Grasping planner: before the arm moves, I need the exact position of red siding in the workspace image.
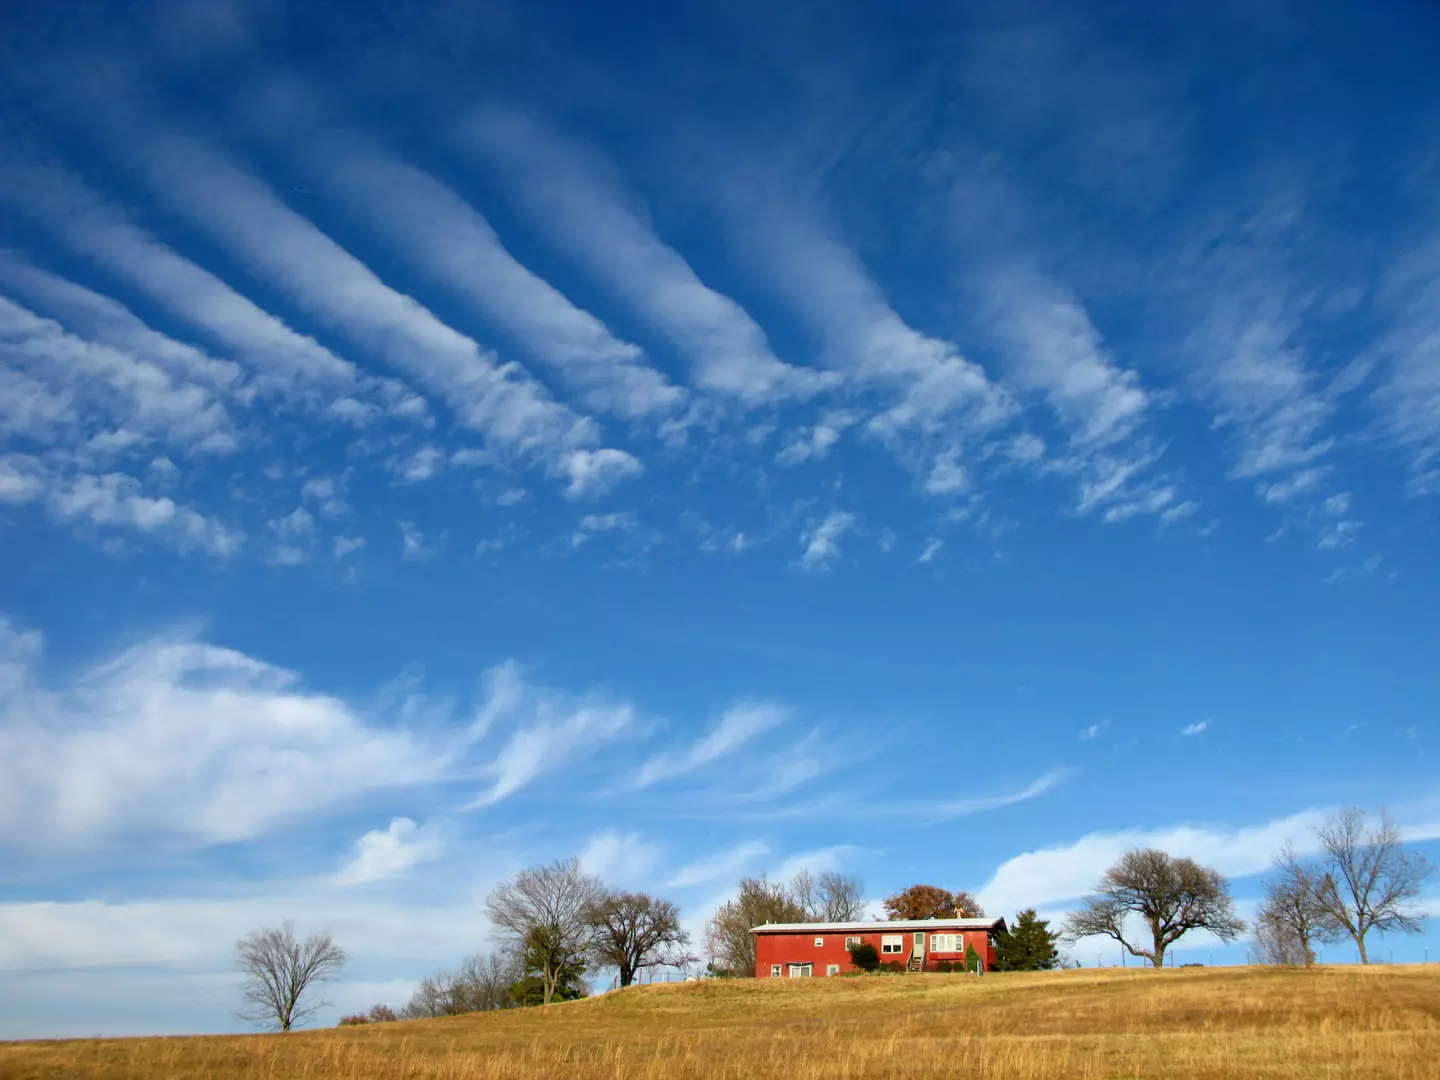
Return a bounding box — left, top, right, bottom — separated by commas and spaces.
753, 927, 997, 978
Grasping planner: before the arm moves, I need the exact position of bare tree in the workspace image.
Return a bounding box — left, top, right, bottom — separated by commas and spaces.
1061, 849, 1246, 968
706, 876, 806, 976
235, 922, 347, 1031
403, 951, 521, 1017
485, 858, 605, 1004
791, 869, 867, 921
1253, 845, 1342, 967
1313, 807, 1435, 964
588, 892, 694, 986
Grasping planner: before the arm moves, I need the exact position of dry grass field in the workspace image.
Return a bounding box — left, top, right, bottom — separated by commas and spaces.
3, 965, 1438, 1080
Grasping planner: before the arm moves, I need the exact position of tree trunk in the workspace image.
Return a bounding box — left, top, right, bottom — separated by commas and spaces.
542, 967, 557, 1005
619, 963, 634, 987
1152, 944, 1165, 969
1356, 934, 1368, 965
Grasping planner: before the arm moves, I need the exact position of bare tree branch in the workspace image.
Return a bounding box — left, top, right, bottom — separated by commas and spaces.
485, 858, 604, 1004
1313, 807, 1435, 964
235, 921, 347, 1031
1061, 849, 1245, 968
588, 892, 694, 986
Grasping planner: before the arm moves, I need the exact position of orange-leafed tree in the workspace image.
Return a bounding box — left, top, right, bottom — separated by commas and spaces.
883, 885, 985, 920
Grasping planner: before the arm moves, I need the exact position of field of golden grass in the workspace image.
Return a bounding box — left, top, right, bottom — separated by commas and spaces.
2, 965, 1438, 1080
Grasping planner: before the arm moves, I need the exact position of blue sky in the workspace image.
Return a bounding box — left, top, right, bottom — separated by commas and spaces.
2, 0, 1439, 1037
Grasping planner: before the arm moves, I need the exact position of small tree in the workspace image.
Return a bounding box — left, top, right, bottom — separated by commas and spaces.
883, 884, 982, 920
235, 922, 347, 1031
1312, 807, 1435, 964
953, 891, 985, 919
706, 876, 806, 976
994, 909, 1060, 971
588, 892, 694, 987
792, 869, 867, 921
509, 934, 588, 1006
963, 942, 982, 973
486, 858, 605, 1005
848, 942, 880, 971
1254, 845, 1342, 967
1062, 849, 1245, 969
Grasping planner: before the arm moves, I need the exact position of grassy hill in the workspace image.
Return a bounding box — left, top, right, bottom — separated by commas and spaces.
3, 966, 1438, 1079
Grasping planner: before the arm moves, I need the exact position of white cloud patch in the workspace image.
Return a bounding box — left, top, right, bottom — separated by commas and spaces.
127, 135, 634, 494
667, 840, 771, 889
1, 457, 242, 557
1180, 719, 1211, 737
0, 623, 446, 848
335, 817, 442, 885
917, 538, 944, 564
577, 830, 660, 887
459, 108, 832, 406
399, 521, 435, 562
636, 702, 787, 787
561, 447, 644, 499
775, 411, 854, 467
302, 128, 684, 420
797, 510, 856, 570
462, 661, 637, 808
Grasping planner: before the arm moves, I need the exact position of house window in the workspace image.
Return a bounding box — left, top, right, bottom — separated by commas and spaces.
788, 963, 813, 978
881, 934, 903, 954
845, 936, 862, 950
815, 936, 824, 947
931, 934, 964, 952
770, 964, 782, 978
826, 964, 840, 976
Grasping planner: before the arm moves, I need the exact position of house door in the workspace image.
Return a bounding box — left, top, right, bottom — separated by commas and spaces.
913, 932, 925, 958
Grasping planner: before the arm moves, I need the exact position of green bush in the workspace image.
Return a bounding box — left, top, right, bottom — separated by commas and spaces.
935, 960, 953, 973
848, 942, 880, 972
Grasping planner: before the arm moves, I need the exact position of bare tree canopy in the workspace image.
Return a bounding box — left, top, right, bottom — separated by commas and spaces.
588, 892, 694, 987
404, 951, 521, 1017
485, 858, 605, 1004
1253, 844, 1343, 967
791, 869, 867, 921
882, 884, 983, 920
1061, 848, 1245, 968
706, 876, 806, 976
235, 921, 347, 1031
1313, 807, 1435, 964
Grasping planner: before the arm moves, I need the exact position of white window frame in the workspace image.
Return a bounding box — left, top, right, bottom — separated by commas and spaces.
787, 963, 813, 978
814, 936, 824, 947
881, 934, 903, 954
826, 964, 840, 976
845, 936, 862, 950
770, 964, 782, 978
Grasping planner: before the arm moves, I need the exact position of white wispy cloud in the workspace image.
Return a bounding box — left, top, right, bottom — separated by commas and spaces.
0, 295, 238, 455
720, 198, 1013, 480
1180, 719, 1210, 737
399, 521, 435, 562
975, 807, 1338, 916
0, 162, 366, 402
1371, 227, 1440, 492
335, 817, 443, 886
299, 128, 684, 420
1078, 720, 1108, 740
0, 456, 242, 557
577, 830, 660, 887
917, 538, 944, 564
982, 269, 1179, 522
775, 411, 854, 467
636, 702, 788, 787
0, 624, 444, 847
667, 839, 771, 889
797, 510, 856, 570
127, 135, 638, 496
459, 107, 832, 406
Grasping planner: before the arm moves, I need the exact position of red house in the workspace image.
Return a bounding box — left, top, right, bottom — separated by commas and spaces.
751, 917, 1007, 978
